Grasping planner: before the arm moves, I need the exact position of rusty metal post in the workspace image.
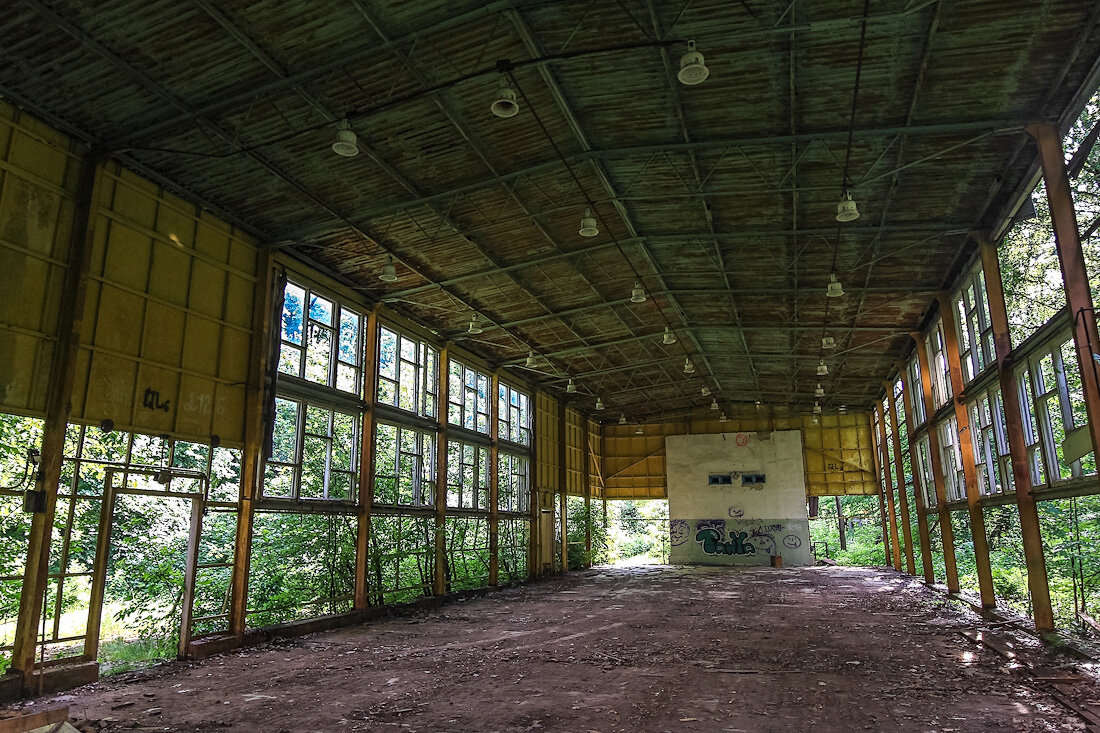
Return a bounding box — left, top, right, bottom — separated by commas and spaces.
835, 496, 847, 551
897, 363, 936, 584
979, 235, 1055, 630
354, 306, 381, 609
938, 291, 997, 608
558, 401, 568, 572
1030, 123, 1100, 462
12, 154, 103, 681
885, 381, 917, 575
227, 244, 276, 635
488, 371, 500, 585
911, 332, 961, 592
868, 411, 891, 566
433, 344, 450, 596
874, 402, 903, 570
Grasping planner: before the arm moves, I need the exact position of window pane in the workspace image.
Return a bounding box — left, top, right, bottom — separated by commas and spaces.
339, 309, 360, 365
272, 399, 299, 463
309, 293, 334, 326
305, 324, 332, 384
282, 283, 305, 345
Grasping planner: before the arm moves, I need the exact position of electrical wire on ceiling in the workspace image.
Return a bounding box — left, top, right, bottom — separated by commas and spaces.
817, 0, 873, 411
503, 63, 704, 407
116, 40, 682, 158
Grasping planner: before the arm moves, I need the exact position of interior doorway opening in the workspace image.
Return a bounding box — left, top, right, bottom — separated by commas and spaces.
607, 500, 669, 566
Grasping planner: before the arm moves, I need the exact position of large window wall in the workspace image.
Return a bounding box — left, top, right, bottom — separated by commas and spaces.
264, 287, 537, 616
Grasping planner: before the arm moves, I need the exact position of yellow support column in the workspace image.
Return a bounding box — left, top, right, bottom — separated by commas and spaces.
885, 382, 917, 576
433, 344, 450, 596
354, 306, 381, 609
12, 154, 104, 683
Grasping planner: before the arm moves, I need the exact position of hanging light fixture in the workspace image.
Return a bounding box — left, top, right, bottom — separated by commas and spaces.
812, 415, 820, 425
719, 413, 728, 423
710, 398, 719, 411
701, 385, 711, 397
826, 274, 845, 298
821, 336, 836, 349
635, 426, 644, 435
677, 40, 710, 86
662, 327, 676, 345
755, 400, 762, 409
578, 207, 599, 237
467, 312, 484, 335
815, 383, 825, 398
813, 401, 822, 415
331, 120, 359, 157
683, 357, 695, 375
490, 79, 519, 118
630, 280, 647, 303
595, 396, 605, 411
525, 350, 539, 368
566, 378, 577, 394
618, 413, 627, 425
817, 358, 828, 376
379, 254, 398, 283
836, 190, 860, 222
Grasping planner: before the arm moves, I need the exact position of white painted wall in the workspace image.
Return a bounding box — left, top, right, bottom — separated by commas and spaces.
665, 430, 812, 565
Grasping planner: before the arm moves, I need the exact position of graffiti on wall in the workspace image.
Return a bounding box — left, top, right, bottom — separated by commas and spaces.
695, 527, 756, 556
671, 518, 811, 564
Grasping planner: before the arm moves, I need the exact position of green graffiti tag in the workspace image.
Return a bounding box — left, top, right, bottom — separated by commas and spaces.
695, 528, 756, 556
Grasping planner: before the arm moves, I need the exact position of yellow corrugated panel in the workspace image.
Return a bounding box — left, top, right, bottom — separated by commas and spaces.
69, 162, 259, 446
802, 413, 878, 496
534, 391, 560, 491
0, 105, 82, 415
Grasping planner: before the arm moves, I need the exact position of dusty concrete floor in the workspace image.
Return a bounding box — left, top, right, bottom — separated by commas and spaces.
6, 565, 1100, 732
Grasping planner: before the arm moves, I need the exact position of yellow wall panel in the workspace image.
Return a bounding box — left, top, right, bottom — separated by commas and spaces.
225, 274, 255, 327
212, 383, 247, 442
181, 315, 220, 376
142, 302, 186, 366
102, 222, 152, 291
84, 352, 137, 419
93, 284, 144, 356
148, 239, 192, 306
175, 374, 217, 437
188, 259, 225, 318
69, 162, 260, 445
0, 106, 82, 416
218, 329, 251, 383
132, 364, 180, 434
598, 412, 879, 500
534, 391, 560, 491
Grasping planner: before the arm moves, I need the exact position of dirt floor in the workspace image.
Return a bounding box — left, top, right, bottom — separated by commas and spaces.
6, 565, 1100, 732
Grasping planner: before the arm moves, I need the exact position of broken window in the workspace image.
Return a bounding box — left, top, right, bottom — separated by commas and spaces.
937, 416, 966, 502
377, 325, 437, 418
967, 385, 1012, 496
926, 318, 953, 409
278, 280, 364, 395
448, 359, 490, 434
953, 266, 996, 383
498, 452, 530, 514
373, 422, 435, 507
497, 382, 531, 446
263, 398, 359, 502
446, 439, 490, 510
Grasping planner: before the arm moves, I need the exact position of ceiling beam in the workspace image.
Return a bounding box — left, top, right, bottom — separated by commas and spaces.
316, 122, 1021, 224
